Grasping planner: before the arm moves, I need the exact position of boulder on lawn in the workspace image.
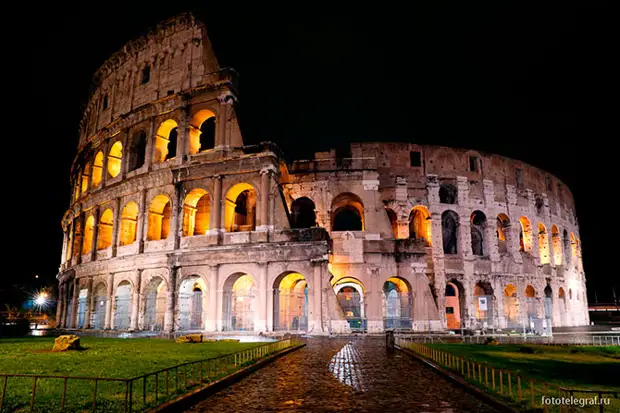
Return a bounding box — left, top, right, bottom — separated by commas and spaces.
52, 335, 81, 352
483, 337, 499, 345
218, 338, 240, 343
175, 334, 203, 343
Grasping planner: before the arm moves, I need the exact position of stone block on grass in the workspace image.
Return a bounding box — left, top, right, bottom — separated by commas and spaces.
175, 334, 203, 343
52, 335, 81, 352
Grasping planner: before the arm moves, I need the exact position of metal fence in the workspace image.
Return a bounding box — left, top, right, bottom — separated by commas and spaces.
0, 338, 296, 413
395, 336, 619, 412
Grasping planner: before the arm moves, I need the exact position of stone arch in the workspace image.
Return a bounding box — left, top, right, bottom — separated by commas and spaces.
142, 276, 167, 331
81, 162, 90, 194
439, 183, 457, 204
97, 209, 114, 250
544, 285, 553, 321
470, 210, 487, 256
331, 192, 364, 231
291, 197, 317, 229
112, 280, 132, 330
525, 285, 537, 321
127, 130, 147, 172
519, 216, 533, 253
503, 284, 518, 327
119, 202, 139, 246
82, 215, 95, 255
273, 272, 308, 331
445, 280, 464, 329
538, 223, 550, 264
474, 281, 494, 327
409, 206, 432, 246
333, 277, 366, 330
224, 183, 257, 232
496, 213, 511, 254
107, 141, 123, 178
177, 275, 207, 331
383, 277, 413, 330
183, 188, 212, 236
551, 225, 562, 265
570, 232, 578, 261
558, 287, 567, 325
189, 109, 216, 154
71, 217, 82, 257
91, 281, 107, 329
386, 207, 398, 238
147, 194, 171, 241
222, 272, 257, 331
441, 210, 459, 255
154, 119, 178, 163
92, 151, 104, 187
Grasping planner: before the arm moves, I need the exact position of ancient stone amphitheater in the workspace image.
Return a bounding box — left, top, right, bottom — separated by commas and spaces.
56, 13, 588, 335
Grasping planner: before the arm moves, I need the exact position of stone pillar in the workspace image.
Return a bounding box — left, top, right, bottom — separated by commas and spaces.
456, 176, 469, 206
486, 223, 500, 262
90, 209, 100, 261
137, 189, 148, 253
256, 263, 268, 332
459, 212, 473, 259
177, 106, 190, 161
366, 267, 383, 333
164, 267, 177, 332
130, 270, 142, 330
60, 230, 69, 265
104, 274, 114, 329
56, 283, 64, 328
75, 214, 85, 265
215, 103, 229, 149
257, 169, 270, 231
310, 259, 325, 333
143, 118, 155, 171
84, 278, 94, 329
70, 278, 79, 328
206, 265, 219, 331
112, 198, 121, 257
209, 175, 222, 234
171, 183, 183, 250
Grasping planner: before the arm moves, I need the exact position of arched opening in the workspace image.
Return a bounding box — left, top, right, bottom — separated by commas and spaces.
82, 216, 95, 255
154, 119, 178, 163
544, 285, 553, 322
147, 195, 171, 241
382, 277, 413, 330
503, 284, 518, 328
65, 283, 74, 327
143, 277, 166, 331
189, 110, 216, 154
119, 202, 139, 246
92, 151, 103, 187
474, 282, 494, 328
72, 218, 82, 257
525, 285, 537, 322
333, 277, 366, 331
409, 206, 432, 246
558, 287, 567, 325
470, 210, 487, 256
273, 273, 308, 331
113, 281, 132, 330
386, 208, 398, 238
569, 288, 573, 300
97, 209, 114, 250
224, 183, 257, 232
128, 130, 147, 172
496, 214, 511, 254
551, 225, 562, 265
223, 274, 257, 331
442, 210, 459, 254
77, 289, 88, 328
291, 197, 317, 229
570, 233, 578, 262
178, 276, 206, 331
331, 193, 364, 231
538, 223, 550, 264
183, 189, 211, 236
439, 183, 457, 204
74, 174, 80, 201
81, 163, 90, 193
107, 141, 123, 178
445, 281, 464, 329
91, 282, 107, 329
519, 216, 533, 252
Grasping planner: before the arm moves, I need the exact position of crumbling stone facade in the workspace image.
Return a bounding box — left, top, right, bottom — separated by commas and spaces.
56, 13, 588, 335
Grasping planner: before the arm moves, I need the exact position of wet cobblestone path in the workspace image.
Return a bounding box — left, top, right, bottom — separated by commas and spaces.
189, 337, 499, 412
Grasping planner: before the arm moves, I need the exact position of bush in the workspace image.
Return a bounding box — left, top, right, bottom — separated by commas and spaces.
518, 345, 543, 354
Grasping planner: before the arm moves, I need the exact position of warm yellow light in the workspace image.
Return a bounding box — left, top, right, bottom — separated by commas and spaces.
189, 109, 216, 154
154, 119, 178, 163
92, 151, 103, 187
107, 141, 123, 178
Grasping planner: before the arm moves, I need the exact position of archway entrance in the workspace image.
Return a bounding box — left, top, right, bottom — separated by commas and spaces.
333, 278, 365, 331
504, 284, 518, 329
223, 274, 257, 331
113, 281, 132, 330
77, 289, 88, 328
273, 273, 308, 331
474, 282, 494, 329
382, 278, 412, 330
445, 281, 463, 329
178, 276, 205, 331
143, 277, 166, 331
544, 285, 553, 330
91, 283, 107, 329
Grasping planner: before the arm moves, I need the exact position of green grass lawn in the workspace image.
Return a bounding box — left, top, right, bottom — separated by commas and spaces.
427, 343, 620, 391
0, 336, 268, 412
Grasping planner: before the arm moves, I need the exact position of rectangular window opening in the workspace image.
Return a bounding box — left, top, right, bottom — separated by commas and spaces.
469, 156, 479, 172
410, 151, 421, 167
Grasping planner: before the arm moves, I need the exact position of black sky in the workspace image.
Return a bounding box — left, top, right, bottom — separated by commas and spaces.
6, 2, 616, 305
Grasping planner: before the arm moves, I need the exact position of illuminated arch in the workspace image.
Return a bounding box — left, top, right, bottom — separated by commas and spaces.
470, 210, 487, 256
442, 210, 459, 254
474, 281, 493, 326
154, 119, 178, 163
333, 277, 366, 329
183, 189, 211, 236
143, 276, 167, 331
551, 225, 562, 265
273, 272, 308, 331
147, 195, 171, 241
496, 214, 511, 254
570, 232, 578, 260
113, 280, 132, 330
223, 273, 257, 331
386, 208, 398, 238
107, 141, 123, 178
519, 216, 533, 252
224, 183, 257, 232
445, 280, 464, 329
91, 282, 107, 329
331, 192, 364, 231
119, 202, 139, 246
525, 285, 537, 320
97, 209, 114, 250
291, 197, 317, 229
409, 206, 432, 246
538, 223, 550, 264
92, 151, 103, 187
81, 162, 90, 193
383, 277, 413, 329
178, 275, 207, 330
189, 109, 216, 154
504, 284, 518, 325
82, 215, 95, 255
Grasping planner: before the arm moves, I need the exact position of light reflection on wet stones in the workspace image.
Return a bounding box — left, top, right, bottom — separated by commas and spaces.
188, 337, 499, 413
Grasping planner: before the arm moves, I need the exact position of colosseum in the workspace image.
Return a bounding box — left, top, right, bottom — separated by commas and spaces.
55, 13, 589, 336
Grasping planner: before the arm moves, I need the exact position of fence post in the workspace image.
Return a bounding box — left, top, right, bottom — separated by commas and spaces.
518, 376, 522, 401
92, 379, 98, 412
530, 379, 534, 405
129, 379, 134, 413
124, 380, 129, 413
143, 376, 147, 406
29, 376, 37, 413
155, 373, 159, 402
61, 377, 67, 412
0, 376, 7, 411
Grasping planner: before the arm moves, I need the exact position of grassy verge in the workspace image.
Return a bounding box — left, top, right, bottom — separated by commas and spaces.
0, 336, 271, 413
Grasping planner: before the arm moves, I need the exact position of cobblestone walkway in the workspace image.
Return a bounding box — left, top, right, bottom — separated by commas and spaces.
189, 337, 499, 412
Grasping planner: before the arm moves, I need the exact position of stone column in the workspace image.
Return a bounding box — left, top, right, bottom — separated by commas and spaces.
215, 103, 229, 149
309, 259, 325, 333
257, 169, 270, 231
60, 230, 69, 265
171, 183, 183, 250
256, 263, 268, 332
164, 267, 177, 332
206, 265, 219, 331
75, 214, 85, 265
84, 278, 94, 329
90, 209, 100, 261
70, 278, 79, 328
143, 118, 155, 171
112, 198, 121, 257
459, 212, 473, 259
56, 283, 64, 328
366, 267, 383, 333
130, 270, 142, 330
137, 189, 148, 253
104, 274, 114, 329
208, 175, 222, 234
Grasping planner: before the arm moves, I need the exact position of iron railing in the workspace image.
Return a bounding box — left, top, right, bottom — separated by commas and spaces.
0, 338, 296, 413
395, 336, 619, 412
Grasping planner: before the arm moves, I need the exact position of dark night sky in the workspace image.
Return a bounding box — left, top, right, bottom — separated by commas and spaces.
6, 2, 616, 304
